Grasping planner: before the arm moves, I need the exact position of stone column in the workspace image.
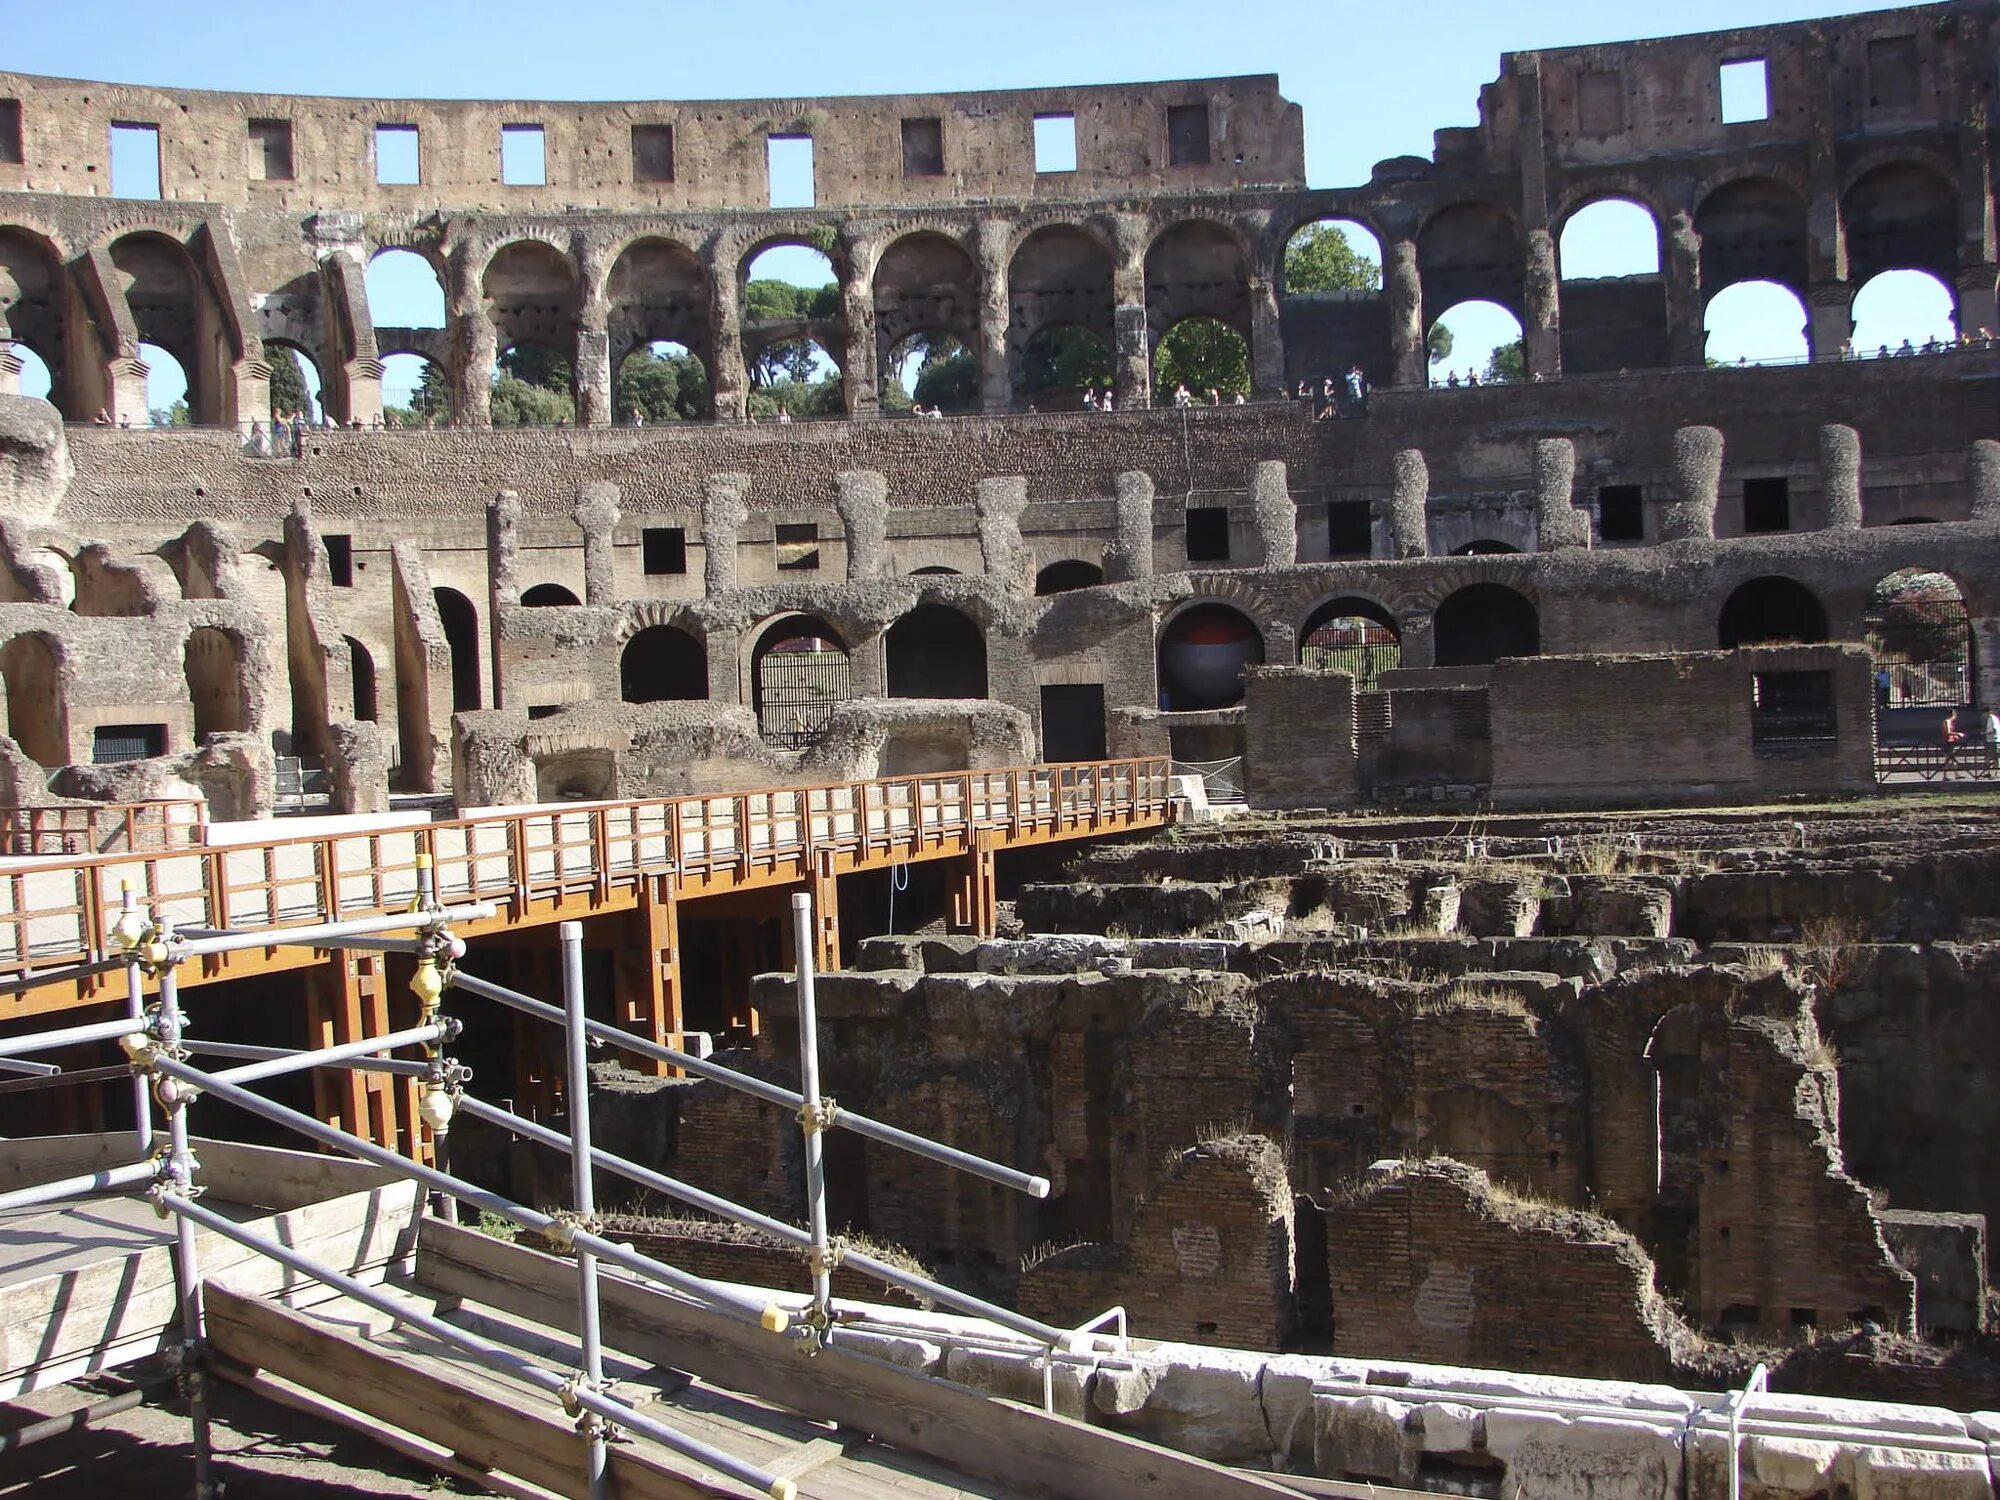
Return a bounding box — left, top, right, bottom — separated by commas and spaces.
1955, 265, 1998, 343
1110, 213, 1151, 409
835, 470, 890, 581
1106, 471, 1156, 582
1970, 439, 2000, 522
974, 219, 1013, 414
1250, 461, 1296, 568
1388, 449, 1429, 559
1533, 438, 1589, 549
1248, 247, 1285, 396
707, 255, 747, 422
1659, 426, 1722, 541
839, 242, 879, 420
448, 246, 496, 428
1664, 213, 1705, 368
701, 473, 750, 593
107, 352, 149, 426
1818, 424, 1863, 530
487, 490, 522, 608
0, 344, 21, 397
1806, 283, 1853, 362
1522, 229, 1561, 380
571, 483, 621, 605
1386, 238, 1425, 388
574, 311, 613, 427
976, 476, 1032, 594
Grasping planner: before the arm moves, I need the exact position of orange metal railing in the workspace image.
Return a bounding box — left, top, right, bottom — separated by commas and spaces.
0, 759, 1171, 979
0, 799, 207, 858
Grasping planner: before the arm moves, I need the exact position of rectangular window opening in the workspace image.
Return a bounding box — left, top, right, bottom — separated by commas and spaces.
1034, 113, 1077, 174
527, 704, 564, 721
325, 533, 353, 587
632, 123, 675, 183
247, 118, 293, 181
1327, 500, 1373, 558
0, 101, 23, 166
1185, 506, 1230, 563
375, 124, 419, 185
1040, 684, 1108, 764
1751, 670, 1836, 748
901, 117, 945, 178
1720, 58, 1770, 124
93, 723, 167, 764
775, 521, 821, 571
1742, 476, 1790, 534
501, 124, 545, 186
1866, 36, 1919, 110
1597, 484, 1645, 543
767, 134, 814, 209
109, 122, 161, 199
642, 526, 687, 576
1167, 103, 1211, 166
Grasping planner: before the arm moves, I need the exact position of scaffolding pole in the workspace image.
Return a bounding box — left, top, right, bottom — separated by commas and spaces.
181, 1037, 430, 1078
559, 921, 608, 1500
0, 1015, 146, 1060
0, 1157, 158, 1215
155, 954, 217, 1500
201, 1021, 448, 1088
790, 892, 834, 1336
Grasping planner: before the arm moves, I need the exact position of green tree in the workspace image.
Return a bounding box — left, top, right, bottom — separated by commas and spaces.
264, 341, 311, 419
1483, 339, 1526, 384
1153, 318, 1250, 401
149, 399, 191, 428
912, 340, 977, 411
1020, 326, 1115, 396
1282, 224, 1381, 294
1427, 323, 1453, 366
489, 374, 574, 427
499, 344, 571, 393
615, 347, 708, 422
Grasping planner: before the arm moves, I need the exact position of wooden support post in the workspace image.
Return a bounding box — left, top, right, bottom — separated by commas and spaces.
615, 874, 680, 1077
809, 849, 841, 975
306, 953, 373, 1146
946, 832, 998, 937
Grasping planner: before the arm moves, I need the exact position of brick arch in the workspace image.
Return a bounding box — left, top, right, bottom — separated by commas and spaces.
1840, 157, 1961, 288
1167, 572, 1290, 654
614, 598, 708, 646
1416, 200, 1525, 326
1002, 215, 1117, 266
734, 226, 849, 285
471, 230, 578, 289
1550, 181, 1674, 238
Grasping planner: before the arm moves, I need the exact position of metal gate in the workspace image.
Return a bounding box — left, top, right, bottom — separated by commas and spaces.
756, 648, 854, 749
1173, 756, 1246, 805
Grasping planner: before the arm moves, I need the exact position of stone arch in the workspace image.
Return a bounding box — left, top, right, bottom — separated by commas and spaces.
750, 613, 852, 748
1035, 559, 1104, 596
345, 635, 378, 723
432, 586, 482, 711
521, 583, 579, 607
740, 236, 844, 415
1417, 202, 1524, 325
1158, 601, 1265, 711
481, 239, 581, 395
0, 227, 72, 417
885, 603, 986, 699
606, 236, 712, 396
620, 623, 708, 704
874, 231, 979, 368
1694, 177, 1809, 299
1851, 269, 1957, 351
1007, 225, 1115, 392
1717, 576, 1828, 649
109, 230, 220, 423
883, 327, 975, 413
1704, 281, 1809, 364
1556, 196, 1668, 372
1434, 582, 1540, 667
0, 632, 68, 767
365, 245, 448, 329
1153, 315, 1251, 401
1278, 214, 1383, 297
1842, 160, 1960, 289
183, 625, 248, 741
1144, 219, 1251, 346
1865, 568, 1971, 710
1014, 323, 1114, 408
1298, 595, 1401, 688
260, 337, 325, 422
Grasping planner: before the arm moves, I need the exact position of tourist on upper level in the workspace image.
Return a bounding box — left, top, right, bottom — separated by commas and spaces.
1173, 384, 1193, 407
777, 407, 792, 424
1207, 388, 1221, 406
1346, 366, 1368, 413
1897, 339, 1915, 357
91, 408, 110, 425
1082, 389, 1097, 411
1102, 390, 1115, 412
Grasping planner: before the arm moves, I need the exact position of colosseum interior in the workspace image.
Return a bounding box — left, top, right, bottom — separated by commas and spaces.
2, 4, 2000, 1497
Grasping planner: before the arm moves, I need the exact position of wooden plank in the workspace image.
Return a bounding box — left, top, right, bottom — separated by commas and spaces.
203, 1283, 728, 1500
417, 1217, 1302, 1500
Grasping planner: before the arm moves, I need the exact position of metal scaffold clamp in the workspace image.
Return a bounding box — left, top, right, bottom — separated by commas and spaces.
545, 1208, 598, 1250
795, 1095, 838, 1134
144, 1138, 203, 1218
803, 1235, 846, 1278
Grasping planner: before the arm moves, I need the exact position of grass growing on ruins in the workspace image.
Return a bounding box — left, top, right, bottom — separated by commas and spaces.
1412, 982, 1532, 1019
1795, 913, 1862, 991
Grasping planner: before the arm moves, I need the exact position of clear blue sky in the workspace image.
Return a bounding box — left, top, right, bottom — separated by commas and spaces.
7, 0, 1957, 411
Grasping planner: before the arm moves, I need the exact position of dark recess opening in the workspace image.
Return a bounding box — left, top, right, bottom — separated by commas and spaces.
900, 117, 944, 177
1327, 500, 1373, 557
1597, 485, 1644, 542
632, 123, 675, 183
0, 101, 21, 165
325, 533, 353, 587
775, 522, 820, 571
433, 587, 481, 711
1040, 683, 1107, 763
1167, 103, 1211, 166
1742, 476, 1791, 534
1185, 506, 1230, 562
642, 526, 687, 575
93, 724, 166, 763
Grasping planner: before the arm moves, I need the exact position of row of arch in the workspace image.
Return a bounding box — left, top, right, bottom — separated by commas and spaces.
0, 625, 253, 768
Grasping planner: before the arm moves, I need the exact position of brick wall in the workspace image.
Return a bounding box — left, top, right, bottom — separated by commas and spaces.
1244, 666, 1356, 808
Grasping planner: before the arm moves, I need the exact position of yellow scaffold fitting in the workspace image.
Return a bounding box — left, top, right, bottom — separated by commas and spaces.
109, 887, 148, 952
759, 1303, 791, 1334
795, 1096, 839, 1134
803, 1237, 846, 1277
417, 1083, 456, 1134
769, 1479, 799, 1500
411, 957, 446, 1007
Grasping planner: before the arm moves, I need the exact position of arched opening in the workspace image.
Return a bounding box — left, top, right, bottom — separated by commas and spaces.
1282, 218, 1381, 296
111, 232, 214, 423
1717, 577, 1828, 648
874, 232, 978, 404
1703, 281, 1809, 365
1154, 316, 1250, 404
521, 583, 580, 607
1451, 540, 1521, 556
493, 341, 573, 426
433, 587, 481, 711
1427, 301, 1524, 386
910, 566, 960, 576
381, 352, 449, 427
1434, 583, 1540, 667
4, 341, 53, 402
885, 331, 975, 413
1158, 603, 1264, 711
1007, 225, 1115, 404
1558, 198, 1667, 372
1695, 178, 1809, 301
365, 248, 447, 329
1850, 269, 1957, 355
345, 636, 377, 723
1418, 203, 1523, 332
483, 240, 579, 414
263, 339, 323, 423
1865, 569, 1970, 710
743, 240, 843, 418
1558, 198, 1661, 278
885, 604, 986, 699
1299, 597, 1401, 689
0, 229, 69, 415
0, 634, 66, 767
1035, 560, 1104, 596
1842, 162, 1958, 291
620, 624, 708, 704
1145, 222, 1251, 377
138, 341, 191, 426
1279, 218, 1383, 391
616, 341, 709, 424
1016, 325, 1114, 409
183, 626, 247, 741
751, 615, 852, 748
750, 335, 842, 419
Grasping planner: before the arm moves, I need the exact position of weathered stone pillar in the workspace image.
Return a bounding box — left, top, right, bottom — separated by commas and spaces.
487, 490, 522, 609
707, 258, 747, 422
835, 470, 890, 580
1522, 229, 1561, 380
839, 242, 879, 420
1818, 424, 1863, 530
574, 311, 613, 427
1110, 214, 1151, 409
448, 247, 495, 427
1250, 460, 1296, 568
1388, 449, 1429, 559
571, 483, 621, 606
1106, 471, 1156, 582
1807, 283, 1854, 362
701, 473, 750, 593
975, 219, 1013, 414
107, 352, 149, 426
1659, 426, 1723, 541
1386, 238, 1425, 388
1533, 438, 1589, 549
1248, 249, 1286, 396
0, 345, 19, 397
1956, 266, 1998, 344
1397, 608, 1436, 670
1970, 439, 2000, 522
976, 476, 1032, 594
1664, 213, 1705, 368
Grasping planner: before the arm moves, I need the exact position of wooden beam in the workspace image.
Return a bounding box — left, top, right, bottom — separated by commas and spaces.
415, 1218, 1303, 1500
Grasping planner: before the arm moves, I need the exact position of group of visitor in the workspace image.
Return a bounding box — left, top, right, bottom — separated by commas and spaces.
1079, 388, 1117, 412
1170, 384, 1244, 407
1937, 708, 2000, 756
906, 404, 947, 419
1299, 367, 1370, 418
1839, 329, 1996, 360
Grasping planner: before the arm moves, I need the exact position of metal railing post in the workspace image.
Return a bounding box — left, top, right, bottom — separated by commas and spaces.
790, 892, 834, 1343
116, 883, 152, 1154
154, 940, 217, 1499
559, 921, 609, 1499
